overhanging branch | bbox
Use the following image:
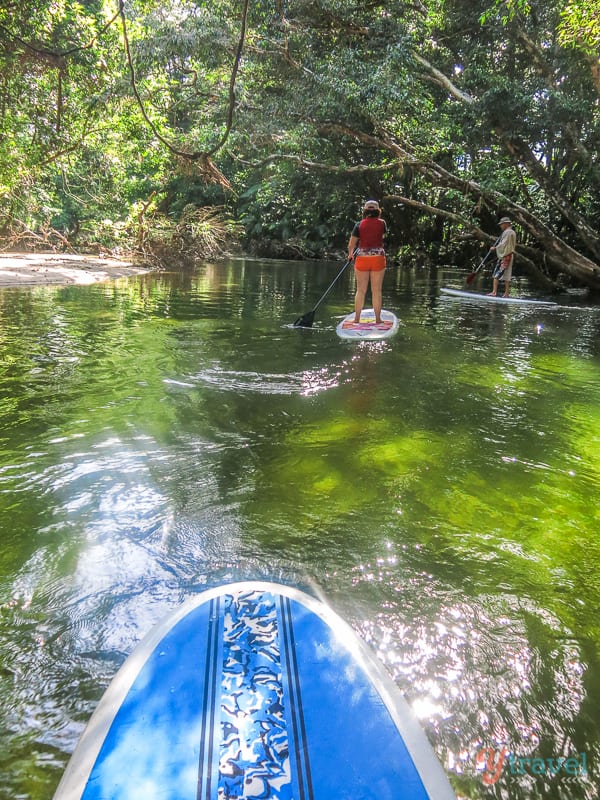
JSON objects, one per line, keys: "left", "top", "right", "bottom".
{"left": 118, "top": 0, "right": 233, "bottom": 187}
{"left": 253, "top": 153, "right": 400, "bottom": 173}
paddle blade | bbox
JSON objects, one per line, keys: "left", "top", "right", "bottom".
{"left": 293, "top": 310, "right": 315, "bottom": 327}
{"left": 466, "top": 272, "right": 476, "bottom": 284}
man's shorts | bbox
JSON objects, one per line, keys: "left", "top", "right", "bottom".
{"left": 493, "top": 255, "right": 513, "bottom": 281}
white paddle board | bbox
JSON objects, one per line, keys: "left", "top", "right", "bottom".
{"left": 440, "top": 287, "right": 557, "bottom": 306}
{"left": 53, "top": 581, "right": 455, "bottom": 800}
{"left": 336, "top": 308, "right": 399, "bottom": 340}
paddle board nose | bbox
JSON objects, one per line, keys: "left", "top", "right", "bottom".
{"left": 53, "top": 581, "right": 455, "bottom": 800}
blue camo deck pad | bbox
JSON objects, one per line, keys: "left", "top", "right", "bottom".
{"left": 218, "top": 591, "right": 292, "bottom": 800}
{"left": 54, "top": 581, "right": 455, "bottom": 800}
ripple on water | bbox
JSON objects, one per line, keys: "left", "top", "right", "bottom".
{"left": 165, "top": 362, "right": 344, "bottom": 396}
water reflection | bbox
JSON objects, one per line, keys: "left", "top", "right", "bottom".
{"left": 1, "top": 261, "right": 599, "bottom": 799}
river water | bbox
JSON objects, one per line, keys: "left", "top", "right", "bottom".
{"left": 0, "top": 258, "right": 599, "bottom": 799}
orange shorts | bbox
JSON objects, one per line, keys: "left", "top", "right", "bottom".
{"left": 354, "top": 254, "right": 386, "bottom": 272}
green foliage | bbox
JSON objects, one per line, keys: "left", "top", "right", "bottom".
{"left": 1, "top": 0, "right": 599, "bottom": 272}
{"left": 480, "top": 0, "right": 532, "bottom": 25}
{"left": 136, "top": 202, "right": 243, "bottom": 264}
{"left": 559, "top": 0, "right": 600, "bottom": 53}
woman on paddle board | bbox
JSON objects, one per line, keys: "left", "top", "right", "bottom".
{"left": 488, "top": 217, "right": 516, "bottom": 298}
{"left": 348, "top": 200, "right": 387, "bottom": 324}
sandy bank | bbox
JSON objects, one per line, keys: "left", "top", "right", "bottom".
{"left": 0, "top": 252, "right": 152, "bottom": 288}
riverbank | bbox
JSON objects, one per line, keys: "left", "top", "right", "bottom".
{"left": 0, "top": 252, "right": 152, "bottom": 288}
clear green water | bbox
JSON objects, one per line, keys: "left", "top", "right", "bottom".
{"left": 0, "top": 260, "right": 599, "bottom": 799}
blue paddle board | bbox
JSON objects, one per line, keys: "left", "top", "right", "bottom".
{"left": 53, "top": 581, "right": 455, "bottom": 800}
{"left": 440, "top": 287, "right": 557, "bottom": 306}
{"left": 336, "top": 308, "right": 399, "bottom": 340}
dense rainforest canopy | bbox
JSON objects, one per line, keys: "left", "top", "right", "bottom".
{"left": 1, "top": 0, "right": 600, "bottom": 289}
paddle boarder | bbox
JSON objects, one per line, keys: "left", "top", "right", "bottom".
{"left": 488, "top": 217, "right": 516, "bottom": 297}
{"left": 348, "top": 200, "right": 387, "bottom": 324}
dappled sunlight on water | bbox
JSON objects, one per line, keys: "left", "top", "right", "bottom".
{"left": 343, "top": 561, "right": 594, "bottom": 798}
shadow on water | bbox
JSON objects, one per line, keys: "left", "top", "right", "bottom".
{"left": 0, "top": 259, "right": 599, "bottom": 799}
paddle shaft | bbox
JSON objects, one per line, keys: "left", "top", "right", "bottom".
{"left": 466, "top": 236, "right": 501, "bottom": 283}
{"left": 312, "top": 256, "right": 353, "bottom": 312}
{"left": 293, "top": 252, "right": 355, "bottom": 326}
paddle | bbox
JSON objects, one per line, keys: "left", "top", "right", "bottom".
{"left": 293, "top": 253, "right": 355, "bottom": 327}
{"left": 466, "top": 236, "right": 500, "bottom": 285}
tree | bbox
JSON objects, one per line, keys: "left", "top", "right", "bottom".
{"left": 226, "top": 0, "right": 600, "bottom": 286}
{"left": 1, "top": 0, "right": 600, "bottom": 290}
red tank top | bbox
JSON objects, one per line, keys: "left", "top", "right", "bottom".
{"left": 357, "top": 217, "right": 385, "bottom": 250}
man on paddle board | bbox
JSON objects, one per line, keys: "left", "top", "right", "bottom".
{"left": 488, "top": 217, "right": 516, "bottom": 297}
{"left": 348, "top": 200, "right": 387, "bottom": 324}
